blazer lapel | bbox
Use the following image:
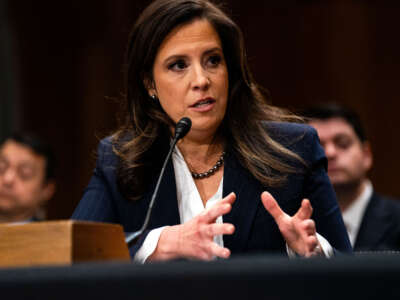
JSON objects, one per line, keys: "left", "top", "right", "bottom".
{"left": 146, "top": 158, "right": 181, "bottom": 228}
{"left": 354, "top": 193, "right": 393, "bottom": 250}
{"left": 223, "top": 151, "right": 264, "bottom": 253}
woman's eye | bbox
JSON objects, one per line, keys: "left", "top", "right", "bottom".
{"left": 207, "top": 55, "right": 222, "bottom": 67}
{"left": 168, "top": 60, "right": 187, "bottom": 71}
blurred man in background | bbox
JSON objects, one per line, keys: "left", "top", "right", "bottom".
{"left": 0, "top": 133, "right": 56, "bottom": 223}
{"left": 304, "top": 103, "right": 400, "bottom": 252}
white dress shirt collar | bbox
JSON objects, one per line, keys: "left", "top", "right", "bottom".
{"left": 342, "top": 180, "right": 373, "bottom": 247}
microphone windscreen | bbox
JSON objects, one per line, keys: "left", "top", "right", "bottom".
{"left": 174, "top": 117, "right": 191, "bottom": 140}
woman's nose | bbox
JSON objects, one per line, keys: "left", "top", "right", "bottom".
{"left": 191, "top": 65, "right": 210, "bottom": 90}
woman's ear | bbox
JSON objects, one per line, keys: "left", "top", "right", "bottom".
{"left": 143, "top": 77, "right": 156, "bottom": 98}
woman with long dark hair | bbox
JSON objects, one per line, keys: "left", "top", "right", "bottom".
{"left": 72, "top": 0, "right": 351, "bottom": 262}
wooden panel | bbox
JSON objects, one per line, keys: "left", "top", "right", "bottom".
{"left": 72, "top": 221, "right": 130, "bottom": 263}
{"left": 0, "top": 221, "right": 130, "bottom": 268}
{"left": 0, "top": 221, "right": 73, "bottom": 267}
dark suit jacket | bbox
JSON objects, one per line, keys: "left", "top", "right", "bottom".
{"left": 72, "top": 122, "right": 352, "bottom": 257}
{"left": 354, "top": 192, "right": 400, "bottom": 251}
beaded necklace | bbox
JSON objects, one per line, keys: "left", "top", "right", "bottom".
{"left": 191, "top": 151, "right": 226, "bottom": 179}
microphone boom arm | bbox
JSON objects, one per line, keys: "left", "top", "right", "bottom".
{"left": 125, "top": 117, "right": 192, "bottom": 247}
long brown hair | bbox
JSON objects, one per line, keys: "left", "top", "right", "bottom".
{"left": 113, "top": 0, "right": 304, "bottom": 201}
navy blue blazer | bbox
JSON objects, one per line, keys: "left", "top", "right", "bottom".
{"left": 354, "top": 192, "right": 400, "bottom": 251}
{"left": 72, "top": 122, "right": 352, "bottom": 257}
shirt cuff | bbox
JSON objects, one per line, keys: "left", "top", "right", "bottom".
{"left": 316, "top": 232, "right": 334, "bottom": 257}
{"left": 134, "top": 226, "right": 168, "bottom": 264}
{"left": 286, "top": 232, "right": 333, "bottom": 258}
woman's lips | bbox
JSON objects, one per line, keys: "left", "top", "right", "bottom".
{"left": 189, "top": 98, "right": 216, "bottom": 112}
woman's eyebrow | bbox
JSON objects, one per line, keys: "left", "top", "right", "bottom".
{"left": 164, "top": 46, "right": 222, "bottom": 62}
{"left": 203, "top": 47, "right": 223, "bottom": 55}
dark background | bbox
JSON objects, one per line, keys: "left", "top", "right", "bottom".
{"left": 2, "top": 0, "right": 400, "bottom": 219}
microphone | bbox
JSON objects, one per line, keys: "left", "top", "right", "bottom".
{"left": 125, "top": 117, "right": 192, "bottom": 246}
{"left": 173, "top": 117, "right": 191, "bottom": 140}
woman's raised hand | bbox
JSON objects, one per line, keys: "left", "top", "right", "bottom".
{"left": 149, "top": 192, "right": 236, "bottom": 261}
{"left": 261, "top": 191, "right": 322, "bottom": 257}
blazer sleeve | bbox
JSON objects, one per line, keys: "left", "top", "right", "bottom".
{"left": 71, "top": 138, "right": 152, "bottom": 259}
{"left": 71, "top": 138, "right": 119, "bottom": 222}
{"left": 301, "top": 126, "right": 352, "bottom": 253}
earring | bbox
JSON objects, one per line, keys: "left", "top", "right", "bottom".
{"left": 150, "top": 94, "right": 158, "bottom": 101}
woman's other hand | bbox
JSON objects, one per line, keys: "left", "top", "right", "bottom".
{"left": 261, "top": 191, "right": 322, "bottom": 257}
{"left": 149, "top": 192, "right": 236, "bottom": 261}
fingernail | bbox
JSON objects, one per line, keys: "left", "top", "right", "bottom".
{"left": 224, "top": 249, "right": 230, "bottom": 257}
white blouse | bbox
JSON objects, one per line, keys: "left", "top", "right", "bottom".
{"left": 134, "top": 146, "right": 223, "bottom": 263}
